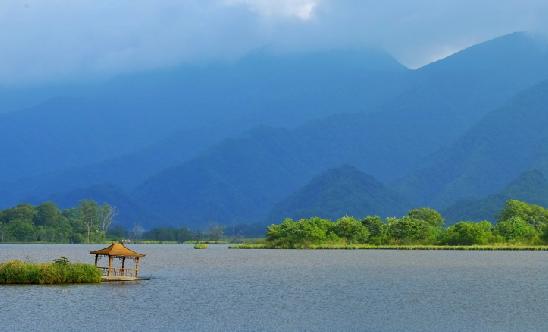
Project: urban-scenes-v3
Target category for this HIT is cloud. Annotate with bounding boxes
[224,0,318,21]
[1,0,548,85]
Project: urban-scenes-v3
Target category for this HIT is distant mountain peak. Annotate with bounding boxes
[442,169,548,224]
[238,47,408,72]
[419,31,548,72]
[267,165,407,222]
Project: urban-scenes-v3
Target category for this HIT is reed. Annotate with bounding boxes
[193,243,209,249]
[0,259,102,284]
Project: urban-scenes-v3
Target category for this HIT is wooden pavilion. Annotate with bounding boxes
[90,243,145,281]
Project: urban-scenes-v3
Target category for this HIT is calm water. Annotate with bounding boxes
[1,245,548,331]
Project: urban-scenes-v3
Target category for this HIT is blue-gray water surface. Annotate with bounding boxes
[1,244,548,331]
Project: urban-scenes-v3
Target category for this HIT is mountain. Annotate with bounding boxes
[267,166,407,223]
[132,33,548,227]
[0,49,408,184]
[398,79,548,208]
[38,184,151,228]
[3,33,548,228]
[442,170,548,224]
[375,32,548,158]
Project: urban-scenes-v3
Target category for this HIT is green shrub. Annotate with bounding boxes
[386,216,441,244]
[361,216,386,244]
[495,216,538,243]
[194,243,209,249]
[333,216,369,244]
[266,217,340,248]
[444,221,494,245]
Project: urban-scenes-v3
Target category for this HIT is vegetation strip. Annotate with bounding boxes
[230,244,548,250]
[0,257,102,284]
[233,200,548,249]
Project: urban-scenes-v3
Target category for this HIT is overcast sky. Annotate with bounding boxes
[2,0,548,86]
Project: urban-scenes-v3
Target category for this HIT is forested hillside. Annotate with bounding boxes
[132,33,548,227]
[0,49,407,183]
[398,79,548,208]
[1,33,548,229]
[442,170,548,224]
[268,166,407,223]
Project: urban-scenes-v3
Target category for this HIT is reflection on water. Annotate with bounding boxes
[1,244,548,331]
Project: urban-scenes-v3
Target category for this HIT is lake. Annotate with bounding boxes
[1,244,548,331]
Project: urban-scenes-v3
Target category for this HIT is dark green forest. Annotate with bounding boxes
[265,200,548,248]
[0,201,117,243]
[0,201,263,243]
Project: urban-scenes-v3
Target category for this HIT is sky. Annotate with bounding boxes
[1,0,548,86]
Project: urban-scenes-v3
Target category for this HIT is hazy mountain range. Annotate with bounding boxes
[1,32,547,228]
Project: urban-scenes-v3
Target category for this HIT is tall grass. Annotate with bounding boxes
[0,259,102,284]
[193,243,209,249]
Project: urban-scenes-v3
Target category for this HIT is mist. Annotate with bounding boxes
[2,0,548,85]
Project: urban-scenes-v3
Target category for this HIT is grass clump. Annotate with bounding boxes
[193,243,209,249]
[0,257,102,284]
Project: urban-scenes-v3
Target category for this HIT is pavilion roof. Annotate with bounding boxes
[90,243,145,257]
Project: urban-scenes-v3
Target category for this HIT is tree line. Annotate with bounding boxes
[0,200,116,243]
[0,201,265,243]
[266,200,548,248]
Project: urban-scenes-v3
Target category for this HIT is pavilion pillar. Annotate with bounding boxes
[108,256,113,276]
[94,254,98,267]
[135,257,140,278]
[121,257,126,276]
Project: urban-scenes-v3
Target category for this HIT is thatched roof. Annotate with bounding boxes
[90,243,145,257]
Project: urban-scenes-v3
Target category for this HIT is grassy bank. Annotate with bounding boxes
[0,259,102,284]
[229,244,548,251]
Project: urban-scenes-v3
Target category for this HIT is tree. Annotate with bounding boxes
[34,202,62,227]
[206,225,225,241]
[78,200,99,243]
[361,216,386,244]
[408,208,445,228]
[97,204,117,234]
[1,204,36,224]
[333,216,369,244]
[498,200,548,231]
[444,221,494,245]
[387,216,440,244]
[495,216,537,243]
[267,217,334,248]
[130,224,145,240]
[108,225,127,240]
[176,227,194,243]
[6,220,35,242]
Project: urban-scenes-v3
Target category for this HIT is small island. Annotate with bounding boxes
[232,199,548,250]
[0,257,101,285]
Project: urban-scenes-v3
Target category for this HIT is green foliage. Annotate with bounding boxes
[193,243,209,249]
[264,201,548,248]
[0,259,101,284]
[333,216,369,244]
[408,208,445,227]
[444,221,494,245]
[495,216,537,243]
[142,227,194,243]
[498,199,548,231]
[386,216,441,244]
[361,216,386,244]
[267,217,338,248]
[34,202,62,227]
[0,200,115,243]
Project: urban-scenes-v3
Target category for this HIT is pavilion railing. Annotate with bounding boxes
[98,267,137,278]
